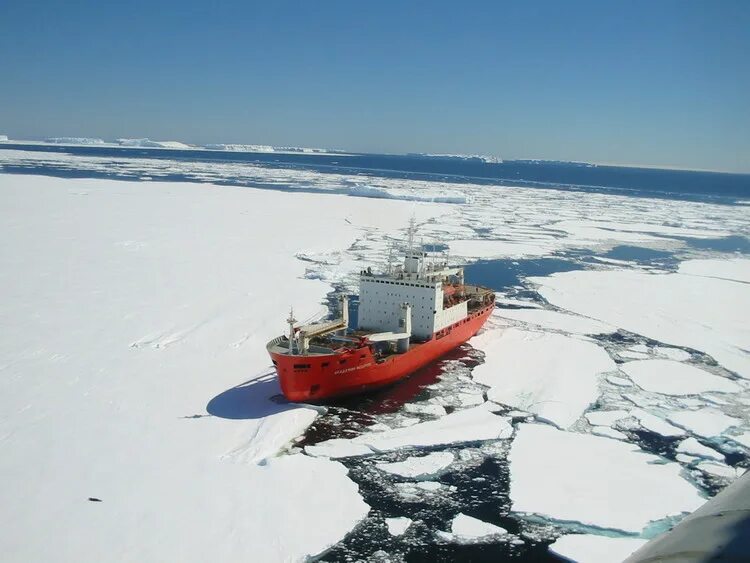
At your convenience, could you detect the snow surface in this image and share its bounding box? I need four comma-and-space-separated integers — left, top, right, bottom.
585, 410, 630, 426
533, 263, 750, 378
385, 517, 412, 536
509, 424, 704, 533
656, 346, 692, 362
666, 408, 742, 438
495, 308, 615, 335
729, 432, 750, 449
630, 408, 686, 437
675, 438, 724, 462
376, 452, 455, 480
0, 174, 449, 561
549, 534, 647, 563
621, 359, 741, 396
472, 326, 615, 428
306, 406, 512, 458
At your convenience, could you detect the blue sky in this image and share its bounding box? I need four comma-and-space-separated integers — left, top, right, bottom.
1, 0, 748, 172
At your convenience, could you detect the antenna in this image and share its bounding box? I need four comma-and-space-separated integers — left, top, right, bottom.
286, 307, 297, 355
407, 215, 416, 256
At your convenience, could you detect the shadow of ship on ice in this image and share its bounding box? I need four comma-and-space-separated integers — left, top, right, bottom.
206, 370, 293, 420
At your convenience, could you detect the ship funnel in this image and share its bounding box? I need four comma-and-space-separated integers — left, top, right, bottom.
397, 302, 412, 353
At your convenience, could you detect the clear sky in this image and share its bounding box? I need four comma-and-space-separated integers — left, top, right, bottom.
1, 0, 748, 172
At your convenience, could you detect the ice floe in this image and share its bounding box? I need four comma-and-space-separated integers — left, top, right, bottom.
585, 410, 630, 426
607, 374, 633, 387
305, 406, 512, 458
375, 452, 455, 480
549, 534, 647, 563
729, 432, 750, 450
472, 327, 615, 428
510, 425, 704, 533
666, 408, 743, 439
436, 513, 508, 544
621, 359, 741, 396
533, 262, 750, 378
695, 461, 742, 480
655, 346, 692, 362
385, 517, 413, 536
495, 308, 616, 335
591, 426, 629, 440
675, 438, 724, 461
628, 408, 686, 437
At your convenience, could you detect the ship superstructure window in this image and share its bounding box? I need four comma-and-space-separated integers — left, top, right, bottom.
293, 363, 311, 369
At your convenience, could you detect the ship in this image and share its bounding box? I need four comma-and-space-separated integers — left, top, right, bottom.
267, 221, 496, 402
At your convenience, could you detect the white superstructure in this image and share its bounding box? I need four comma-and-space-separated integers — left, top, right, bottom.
357, 221, 467, 341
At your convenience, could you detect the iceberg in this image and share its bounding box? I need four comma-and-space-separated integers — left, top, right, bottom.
509, 424, 704, 533
44, 136, 106, 145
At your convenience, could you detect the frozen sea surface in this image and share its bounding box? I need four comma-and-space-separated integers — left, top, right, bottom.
1, 151, 748, 562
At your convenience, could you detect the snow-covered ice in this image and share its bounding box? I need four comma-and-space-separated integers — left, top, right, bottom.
375, 452, 455, 480
630, 408, 686, 437
655, 346, 692, 362
666, 408, 742, 439
621, 359, 741, 396
607, 374, 633, 387
509, 424, 704, 533
675, 438, 724, 462
695, 461, 742, 480
472, 326, 615, 428
548, 534, 647, 563
729, 432, 750, 450
590, 426, 629, 440
385, 517, 413, 536
585, 410, 630, 426
437, 513, 508, 543
305, 406, 513, 458
533, 262, 750, 378
495, 308, 616, 335
0, 174, 449, 561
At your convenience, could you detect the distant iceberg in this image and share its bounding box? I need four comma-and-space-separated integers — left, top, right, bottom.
116, 138, 191, 149
408, 152, 503, 164
202, 143, 346, 155
44, 137, 106, 145
0, 135, 8, 142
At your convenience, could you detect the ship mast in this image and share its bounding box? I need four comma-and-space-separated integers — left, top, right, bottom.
286, 307, 297, 354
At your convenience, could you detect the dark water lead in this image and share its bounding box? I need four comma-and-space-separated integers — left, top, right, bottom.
463, 257, 585, 293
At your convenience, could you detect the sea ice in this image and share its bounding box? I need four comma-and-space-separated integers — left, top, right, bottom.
607, 374, 633, 387
591, 426, 628, 440
305, 406, 512, 458
585, 410, 630, 426
655, 346, 691, 362
695, 461, 741, 480
436, 513, 508, 543
666, 408, 742, 439
375, 452, 455, 480
403, 403, 447, 417
509, 424, 704, 533
495, 308, 616, 335
621, 359, 741, 396
472, 327, 615, 428
630, 409, 686, 437
675, 438, 724, 462
548, 534, 647, 563
449, 238, 555, 259
729, 432, 750, 450
532, 263, 750, 378
385, 517, 413, 536
0, 174, 437, 561
678, 258, 750, 284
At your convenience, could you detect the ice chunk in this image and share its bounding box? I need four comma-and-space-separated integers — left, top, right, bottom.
437, 513, 508, 544
695, 461, 741, 479
376, 452, 455, 480
305, 406, 512, 458
656, 347, 691, 362
729, 432, 750, 449
403, 403, 447, 417
621, 360, 741, 396
630, 344, 650, 354
585, 410, 630, 426
385, 517, 412, 536
549, 534, 647, 563
533, 263, 750, 378
449, 239, 555, 259
509, 424, 704, 533
472, 328, 615, 428
607, 374, 633, 387
591, 426, 628, 440
630, 408, 686, 437
666, 408, 742, 438
675, 437, 724, 461
495, 308, 615, 335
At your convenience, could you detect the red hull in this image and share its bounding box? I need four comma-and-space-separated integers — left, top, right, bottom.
270, 302, 494, 402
